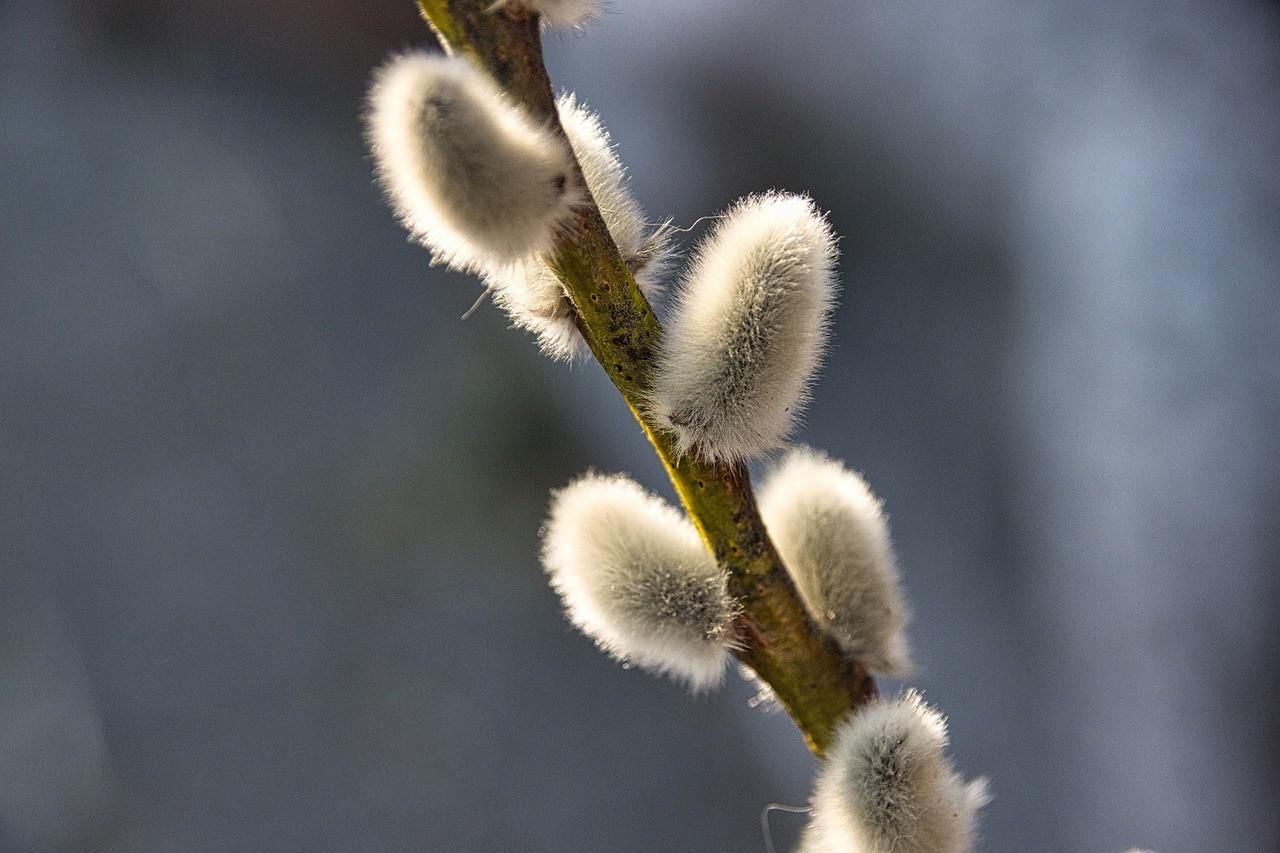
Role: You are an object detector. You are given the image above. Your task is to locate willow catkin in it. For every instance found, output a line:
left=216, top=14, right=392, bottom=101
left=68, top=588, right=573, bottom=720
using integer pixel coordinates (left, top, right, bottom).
left=758, top=446, right=912, bottom=676
left=651, top=192, right=837, bottom=461
left=541, top=472, right=736, bottom=691
left=365, top=52, right=578, bottom=272
left=802, top=692, right=989, bottom=853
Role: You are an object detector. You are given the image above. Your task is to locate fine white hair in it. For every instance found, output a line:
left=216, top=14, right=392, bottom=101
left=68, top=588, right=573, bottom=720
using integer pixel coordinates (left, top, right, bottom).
left=650, top=192, right=837, bottom=462
left=804, top=691, right=989, bottom=853
left=365, top=51, right=578, bottom=272
left=489, top=93, right=673, bottom=360
left=757, top=447, right=912, bottom=676
left=496, top=0, right=600, bottom=28
left=541, top=472, right=736, bottom=691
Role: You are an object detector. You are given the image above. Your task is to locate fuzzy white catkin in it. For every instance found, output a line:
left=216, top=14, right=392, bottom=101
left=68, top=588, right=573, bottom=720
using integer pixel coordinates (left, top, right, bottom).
left=802, top=692, right=989, bottom=853
left=541, top=473, right=736, bottom=690
left=651, top=192, right=837, bottom=462
left=365, top=52, right=578, bottom=272
left=500, top=0, right=600, bottom=28
left=757, top=447, right=912, bottom=676
left=488, top=94, right=673, bottom=359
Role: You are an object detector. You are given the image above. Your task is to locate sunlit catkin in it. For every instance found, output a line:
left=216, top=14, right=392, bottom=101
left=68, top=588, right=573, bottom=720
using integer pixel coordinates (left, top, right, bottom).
left=758, top=447, right=912, bottom=676
left=802, top=692, right=989, bottom=853
left=365, top=52, right=577, bottom=272
left=499, top=0, right=600, bottom=28
left=541, top=472, right=736, bottom=690
left=651, top=192, right=837, bottom=461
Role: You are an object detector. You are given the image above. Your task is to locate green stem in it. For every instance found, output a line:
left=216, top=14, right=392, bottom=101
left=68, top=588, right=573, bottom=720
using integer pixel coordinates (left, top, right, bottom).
left=415, top=0, right=876, bottom=755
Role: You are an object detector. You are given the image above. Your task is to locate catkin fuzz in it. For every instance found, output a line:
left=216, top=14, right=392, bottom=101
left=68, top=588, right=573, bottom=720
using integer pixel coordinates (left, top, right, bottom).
left=802, top=692, right=989, bottom=853
left=758, top=447, right=912, bottom=676
left=497, top=0, right=600, bottom=28
left=366, top=52, right=578, bottom=272
left=541, top=472, right=736, bottom=690
left=651, top=192, right=837, bottom=462
left=488, top=94, right=673, bottom=360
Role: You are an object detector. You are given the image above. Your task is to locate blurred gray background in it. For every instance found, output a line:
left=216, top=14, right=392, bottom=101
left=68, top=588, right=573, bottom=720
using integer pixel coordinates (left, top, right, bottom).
left=2, top=1, right=1278, bottom=851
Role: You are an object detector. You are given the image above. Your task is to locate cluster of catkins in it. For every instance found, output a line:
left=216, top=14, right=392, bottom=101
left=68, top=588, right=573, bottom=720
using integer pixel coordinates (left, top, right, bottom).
left=365, top=4, right=1150, bottom=852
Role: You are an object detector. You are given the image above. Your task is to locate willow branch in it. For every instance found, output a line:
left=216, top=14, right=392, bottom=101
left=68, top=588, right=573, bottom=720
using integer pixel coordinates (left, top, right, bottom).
left=416, top=0, right=876, bottom=754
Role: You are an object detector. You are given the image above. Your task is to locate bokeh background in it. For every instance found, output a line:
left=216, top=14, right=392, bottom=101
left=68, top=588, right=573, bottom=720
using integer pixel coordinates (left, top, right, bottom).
left=3, top=1, right=1278, bottom=851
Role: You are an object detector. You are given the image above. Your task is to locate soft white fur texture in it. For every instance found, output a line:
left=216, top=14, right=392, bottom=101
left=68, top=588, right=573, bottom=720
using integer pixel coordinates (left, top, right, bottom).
left=489, top=93, right=673, bottom=360
left=366, top=52, right=577, bottom=272
left=803, top=692, right=989, bottom=853
left=757, top=447, right=912, bottom=676
left=651, top=192, right=837, bottom=462
left=541, top=472, right=735, bottom=690
left=497, top=0, right=600, bottom=28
